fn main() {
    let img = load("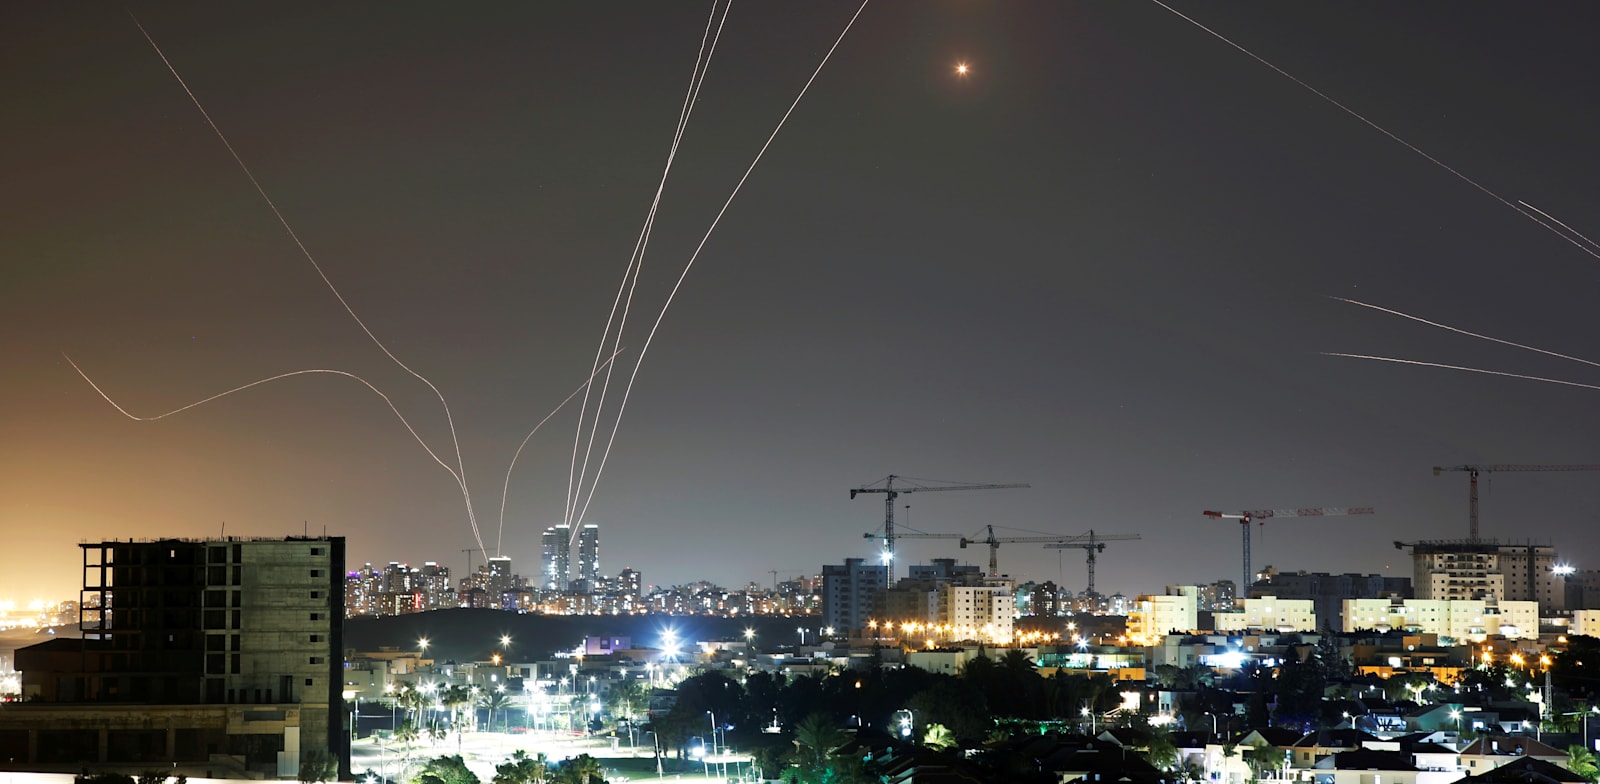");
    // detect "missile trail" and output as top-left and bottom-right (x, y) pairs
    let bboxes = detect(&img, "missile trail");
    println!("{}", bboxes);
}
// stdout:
(63, 355), (476, 509)
(572, 0), (874, 528)
(496, 349), (626, 557)
(1323, 353), (1600, 393)
(1146, 1), (1600, 263)
(1517, 201), (1600, 251)
(128, 13), (485, 554)
(1332, 297), (1600, 370)
(567, 0), (731, 533)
